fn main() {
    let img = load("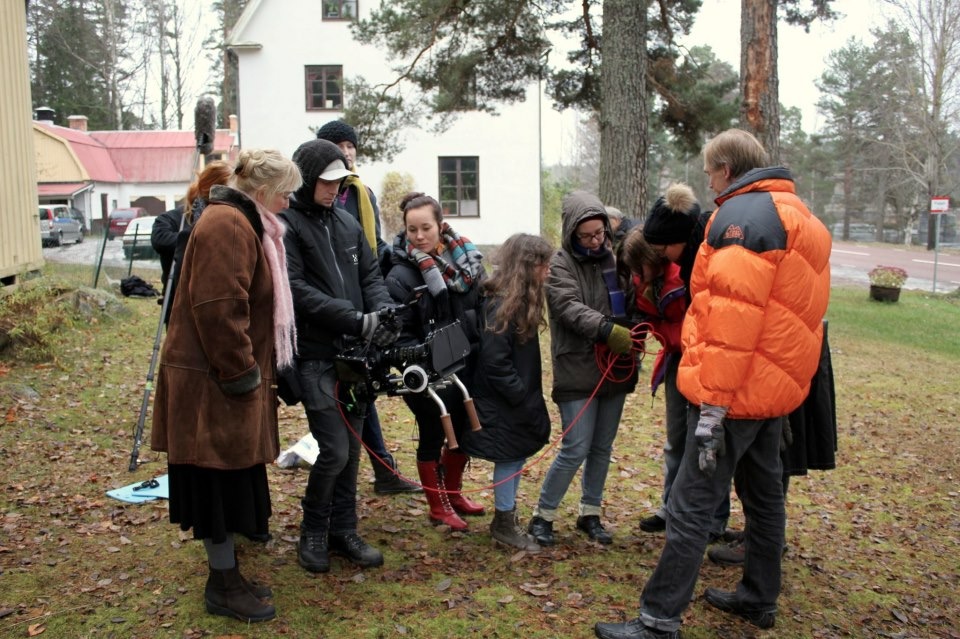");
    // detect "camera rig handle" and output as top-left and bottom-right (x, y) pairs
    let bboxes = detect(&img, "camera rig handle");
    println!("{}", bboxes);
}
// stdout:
(426, 385), (459, 450)
(449, 374), (482, 433)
